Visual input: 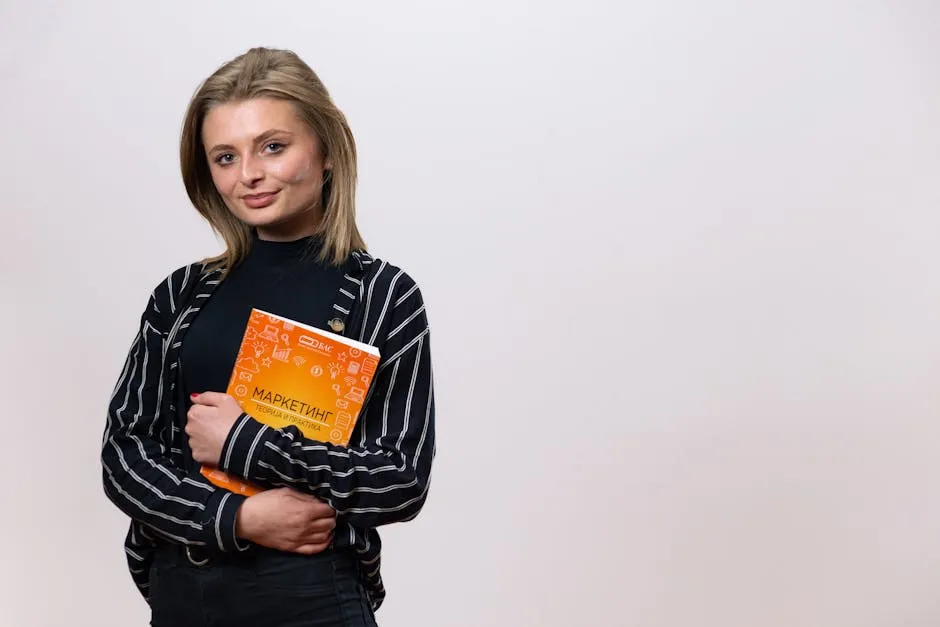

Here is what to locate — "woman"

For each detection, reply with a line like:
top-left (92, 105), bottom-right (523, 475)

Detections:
top-left (101, 46), bottom-right (435, 626)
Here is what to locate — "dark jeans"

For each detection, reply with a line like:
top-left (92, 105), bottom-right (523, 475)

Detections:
top-left (148, 543), bottom-right (378, 627)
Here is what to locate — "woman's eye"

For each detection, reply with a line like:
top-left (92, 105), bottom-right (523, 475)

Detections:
top-left (215, 153), bottom-right (235, 165)
top-left (265, 142), bottom-right (285, 153)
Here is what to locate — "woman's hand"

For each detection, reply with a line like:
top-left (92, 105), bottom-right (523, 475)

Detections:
top-left (236, 488), bottom-right (337, 554)
top-left (186, 394), bottom-right (337, 554)
top-left (185, 392), bottom-right (244, 466)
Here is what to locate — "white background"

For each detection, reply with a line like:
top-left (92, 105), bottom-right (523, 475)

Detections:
top-left (1, 1), bottom-right (939, 625)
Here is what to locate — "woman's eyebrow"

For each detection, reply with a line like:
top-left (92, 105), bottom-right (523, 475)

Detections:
top-left (208, 129), bottom-right (294, 153)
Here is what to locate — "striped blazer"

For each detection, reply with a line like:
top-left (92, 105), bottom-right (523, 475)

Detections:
top-left (100, 250), bottom-right (436, 611)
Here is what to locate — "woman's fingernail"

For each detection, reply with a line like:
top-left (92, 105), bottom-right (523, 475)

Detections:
top-left (191, 393), bottom-right (199, 399)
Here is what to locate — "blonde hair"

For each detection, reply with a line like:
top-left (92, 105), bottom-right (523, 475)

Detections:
top-left (180, 47), bottom-right (366, 271)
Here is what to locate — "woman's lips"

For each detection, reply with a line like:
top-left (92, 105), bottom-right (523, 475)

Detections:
top-left (242, 191), bottom-right (279, 209)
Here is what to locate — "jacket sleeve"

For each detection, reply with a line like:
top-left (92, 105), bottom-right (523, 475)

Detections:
top-left (101, 267), bottom-right (248, 552)
top-left (216, 275), bottom-right (436, 529)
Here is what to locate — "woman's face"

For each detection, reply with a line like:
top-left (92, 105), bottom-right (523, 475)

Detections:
top-left (202, 97), bottom-right (330, 241)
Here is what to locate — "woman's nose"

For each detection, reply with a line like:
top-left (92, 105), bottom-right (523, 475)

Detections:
top-left (239, 155), bottom-right (264, 186)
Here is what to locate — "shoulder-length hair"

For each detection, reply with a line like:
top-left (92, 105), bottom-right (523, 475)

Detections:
top-left (180, 47), bottom-right (365, 272)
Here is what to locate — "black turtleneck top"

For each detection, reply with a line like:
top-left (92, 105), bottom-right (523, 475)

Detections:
top-left (180, 234), bottom-right (346, 418)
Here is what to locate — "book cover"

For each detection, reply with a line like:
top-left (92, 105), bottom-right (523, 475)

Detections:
top-left (200, 308), bottom-right (381, 496)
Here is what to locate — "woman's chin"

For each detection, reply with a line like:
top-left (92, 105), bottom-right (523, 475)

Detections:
top-left (235, 207), bottom-right (282, 228)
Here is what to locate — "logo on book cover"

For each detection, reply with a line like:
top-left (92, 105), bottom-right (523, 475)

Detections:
top-left (299, 334), bottom-right (333, 354)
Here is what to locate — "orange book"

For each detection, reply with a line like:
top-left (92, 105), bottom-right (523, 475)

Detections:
top-left (200, 308), bottom-right (381, 496)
